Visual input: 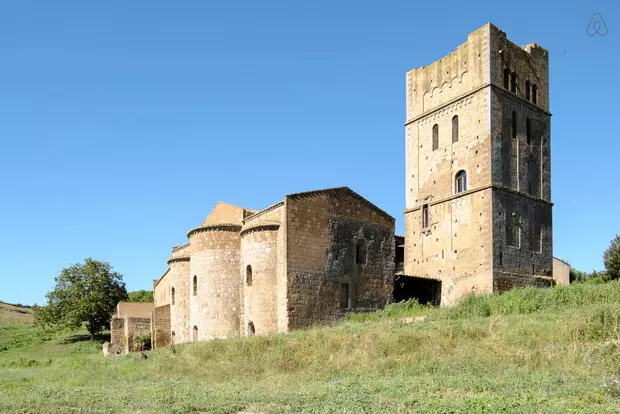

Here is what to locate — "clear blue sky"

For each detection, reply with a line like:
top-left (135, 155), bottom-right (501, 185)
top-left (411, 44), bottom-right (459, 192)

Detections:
top-left (1, 1), bottom-right (617, 305)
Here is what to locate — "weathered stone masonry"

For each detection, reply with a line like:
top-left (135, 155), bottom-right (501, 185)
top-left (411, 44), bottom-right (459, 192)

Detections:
top-left (403, 23), bottom-right (554, 305)
top-left (149, 187), bottom-right (395, 345)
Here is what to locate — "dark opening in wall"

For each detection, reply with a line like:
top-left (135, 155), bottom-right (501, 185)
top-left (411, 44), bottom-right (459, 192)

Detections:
top-left (511, 111), bottom-right (517, 139)
top-left (510, 72), bottom-right (517, 93)
top-left (393, 275), bottom-right (441, 306)
top-left (526, 118), bottom-right (531, 145)
top-left (503, 68), bottom-right (510, 89)
top-left (247, 321), bottom-right (255, 336)
top-left (340, 282), bottom-right (350, 309)
top-left (421, 204), bottom-right (429, 229)
top-left (171, 288), bottom-right (175, 305)
top-left (532, 85), bottom-right (538, 104)
top-left (193, 276), bottom-right (197, 296)
top-left (525, 80), bottom-right (531, 101)
top-left (432, 124), bottom-right (439, 151)
top-left (355, 240), bottom-right (366, 264)
top-left (246, 265), bottom-right (253, 286)
top-left (192, 326), bottom-right (198, 342)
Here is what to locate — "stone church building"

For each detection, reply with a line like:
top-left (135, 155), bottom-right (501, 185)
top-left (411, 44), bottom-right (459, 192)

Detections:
top-left (149, 187), bottom-right (395, 345)
top-left (110, 23), bottom-right (569, 351)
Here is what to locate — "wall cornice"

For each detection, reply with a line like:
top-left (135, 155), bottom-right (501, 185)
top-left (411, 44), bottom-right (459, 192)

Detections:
top-left (186, 223), bottom-right (242, 239)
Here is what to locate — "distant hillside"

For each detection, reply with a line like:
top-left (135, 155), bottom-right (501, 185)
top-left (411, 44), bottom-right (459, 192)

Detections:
top-left (0, 301), bottom-right (34, 324)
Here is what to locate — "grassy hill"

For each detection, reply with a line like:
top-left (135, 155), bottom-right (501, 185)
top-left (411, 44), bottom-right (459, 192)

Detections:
top-left (0, 301), bottom-right (34, 324)
top-left (1, 283), bottom-right (620, 413)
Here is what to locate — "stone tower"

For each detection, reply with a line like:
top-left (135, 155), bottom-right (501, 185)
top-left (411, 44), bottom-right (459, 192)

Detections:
top-left (404, 23), bottom-right (553, 305)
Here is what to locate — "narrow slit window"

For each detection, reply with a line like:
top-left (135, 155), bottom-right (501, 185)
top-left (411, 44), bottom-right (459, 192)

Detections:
top-left (247, 321), bottom-right (256, 336)
top-left (532, 85), bottom-right (538, 104)
top-left (455, 170), bottom-right (467, 193)
top-left (171, 287), bottom-right (175, 305)
top-left (355, 240), bottom-right (366, 264)
top-left (512, 111), bottom-right (517, 139)
top-left (421, 204), bottom-right (429, 229)
top-left (193, 275), bottom-right (197, 296)
top-left (432, 124), bottom-right (439, 151)
top-left (246, 265), bottom-right (253, 286)
top-left (525, 80), bottom-right (531, 101)
top-left (503, 68), bottom-right (510, 89)
top-left (526, 118), bottom-right (531, 145)
top-left (452, 115), bottom-right (459, 143)
top-left (510, 72), bottom-right (517, 93)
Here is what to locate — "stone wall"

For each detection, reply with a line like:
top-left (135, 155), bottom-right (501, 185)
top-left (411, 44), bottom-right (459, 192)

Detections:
top-left (124, 316), bottom-right (152, 353)
top-left (154, 268), bottom-right (170, 307)
top-left (115, 302), bottom-right (153, 319)
top-left (151, 304), bottom-right (171, 349)
top-left (109, 316), bottom-right (125, 354)
top-left (188, 225), bottom-right (241, 341)
top-left (168, 257), bottom-right (191, 343)
top-left (553, 257), bottom-right (570, 286)
top-left (286, 189), bottom-right (394, 330)
top-left (489, 24), bottom-right (553, 290)
top-left (240, 226), bottom-right (279, 335)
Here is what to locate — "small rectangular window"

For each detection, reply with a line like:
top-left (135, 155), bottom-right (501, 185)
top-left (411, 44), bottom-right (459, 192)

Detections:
top-left (532, 85), bottom-right (538, 104)
top-left (355, 240), bottom-right (366, 264)
top-left (340, 282), bottom-right (350, 309)
top-left (503, 68), bottom-right (510, 89)
top-left (421, 204), bottom-right (429, 229)
top-left (510, 72), bottom-right (517, 93)
top-left (511, 111), bottom-right (517, 139)
top-left (432, 124), bottom-right (439, 151)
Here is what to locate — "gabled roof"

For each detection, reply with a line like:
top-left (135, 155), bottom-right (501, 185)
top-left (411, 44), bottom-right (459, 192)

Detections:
top-left (285, 186), bottom-right (394, 221)
top-left (201, 201), bottom-right (252, 227)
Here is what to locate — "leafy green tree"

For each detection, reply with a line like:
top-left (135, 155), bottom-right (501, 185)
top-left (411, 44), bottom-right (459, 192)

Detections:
top-left (127, 290), bottom-right (153, 303)
top-left (34, 258), bottom-right (128, 340)
top-left (604, 235), bottom-right (620, 281)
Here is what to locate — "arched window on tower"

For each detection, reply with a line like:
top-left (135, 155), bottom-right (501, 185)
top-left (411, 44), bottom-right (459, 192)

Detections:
top-left (455, 170), bottom-right (467, 193)
top-left (171, 287), bottom-right (175, 305)
top-left (193, 275), bottom-right (197, 296)
top-left (432, 124), bottom-right (439, 151)
top-left (510, 72), bottom-right (517, 93)
top-left (503, 68), bottom-right (510, 89)
top-left (525, 80), bottom-right (531, 101)
top-left (246, 265), bottom-right (253, 286)
top-left (512, 111), bottom-right (517, 139)
top-left (452, 115), bottom-right (459, 143)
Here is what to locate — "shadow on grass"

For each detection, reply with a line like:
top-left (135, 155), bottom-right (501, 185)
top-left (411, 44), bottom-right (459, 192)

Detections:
top-left (59, 332), bottom-right (110, 344)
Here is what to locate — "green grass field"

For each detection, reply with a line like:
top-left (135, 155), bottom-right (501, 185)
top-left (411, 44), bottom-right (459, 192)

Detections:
top-left (2, 283), bottom-right (620, 413)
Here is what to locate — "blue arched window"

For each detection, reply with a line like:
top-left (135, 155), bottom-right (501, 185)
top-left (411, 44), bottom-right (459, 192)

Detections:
top-left (456, 170), bottom-right (467, 193)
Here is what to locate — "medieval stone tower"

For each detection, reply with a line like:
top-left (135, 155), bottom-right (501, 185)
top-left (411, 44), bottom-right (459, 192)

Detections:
top-left (404, 23), bottom-right (553, 305)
